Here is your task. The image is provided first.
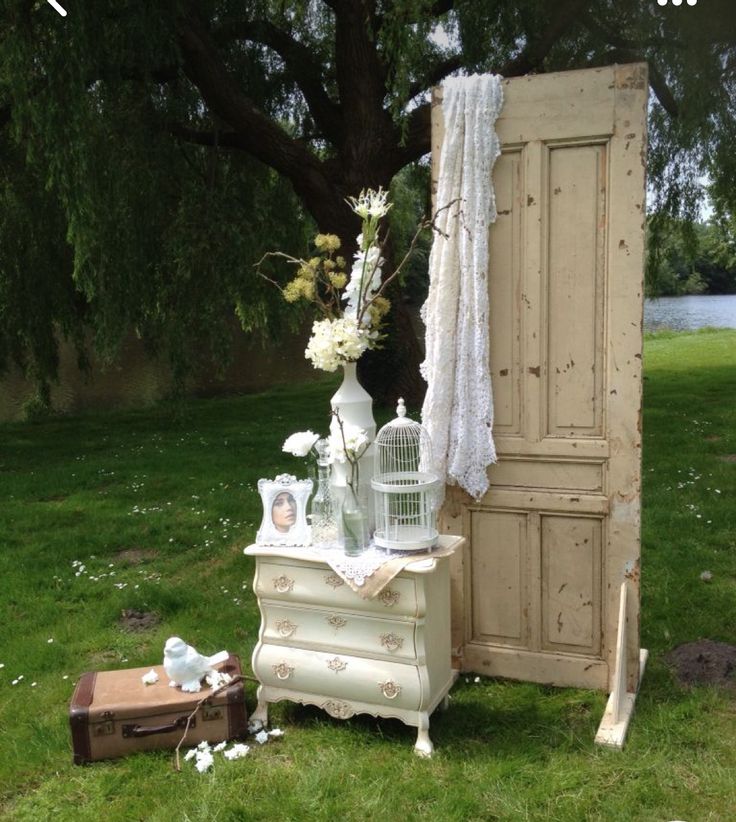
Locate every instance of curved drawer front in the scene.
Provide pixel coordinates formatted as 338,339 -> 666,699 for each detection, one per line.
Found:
261,604 -> 418,661
254,644 -> 422,712
255,562 -> 420,618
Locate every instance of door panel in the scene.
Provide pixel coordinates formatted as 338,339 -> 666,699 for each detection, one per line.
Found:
434,64 -> 647,690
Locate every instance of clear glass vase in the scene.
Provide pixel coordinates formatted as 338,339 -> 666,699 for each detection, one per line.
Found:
309,439 -> 337,544
339,483 -> 369,557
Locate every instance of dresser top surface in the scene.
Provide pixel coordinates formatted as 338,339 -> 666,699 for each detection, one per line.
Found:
243,534 -> 464,574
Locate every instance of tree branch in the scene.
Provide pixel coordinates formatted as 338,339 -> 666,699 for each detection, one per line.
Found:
406,55 -> 463,102
501,0 -> 588,76
168,123 -> 249,150
213,18 -> 343,143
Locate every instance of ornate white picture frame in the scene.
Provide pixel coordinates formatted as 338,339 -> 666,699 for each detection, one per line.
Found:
256,473 -> 313,546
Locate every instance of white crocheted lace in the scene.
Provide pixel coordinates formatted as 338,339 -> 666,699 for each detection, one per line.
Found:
313,544 -> 419,587
420,74 -> 503,501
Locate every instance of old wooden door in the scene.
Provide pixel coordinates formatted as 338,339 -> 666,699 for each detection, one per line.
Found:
433,64 -> 647,691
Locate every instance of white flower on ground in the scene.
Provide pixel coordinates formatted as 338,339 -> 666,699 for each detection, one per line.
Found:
194,750 -> 214,773
269,728 -> 284,738
141,669 -> 159,685
212,741 -> 228,752
224,743 -> 251,760
184,748 -> 197,762
254,730 -> 269,745
282,430 -> 320,458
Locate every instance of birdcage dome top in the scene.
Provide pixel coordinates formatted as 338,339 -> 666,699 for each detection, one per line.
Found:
373,398 -> 436,486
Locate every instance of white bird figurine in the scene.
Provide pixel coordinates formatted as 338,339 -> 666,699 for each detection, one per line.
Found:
163,636 -> 229,693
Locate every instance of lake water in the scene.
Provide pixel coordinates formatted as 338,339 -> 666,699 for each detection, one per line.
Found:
644,294 -> 736,332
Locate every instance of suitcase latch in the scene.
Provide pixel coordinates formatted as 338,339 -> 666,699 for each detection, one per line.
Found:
203,702 -> 223,722
94,711 -> 115,736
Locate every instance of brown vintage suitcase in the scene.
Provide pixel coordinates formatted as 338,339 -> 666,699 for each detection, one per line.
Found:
69,654 -> 247,764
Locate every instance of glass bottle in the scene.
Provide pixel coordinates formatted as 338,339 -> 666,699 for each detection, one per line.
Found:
310,438 -> 337,544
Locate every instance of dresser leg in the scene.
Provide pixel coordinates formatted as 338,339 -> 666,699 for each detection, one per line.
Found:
414,713 -> 434,758
251,686 -> 269,726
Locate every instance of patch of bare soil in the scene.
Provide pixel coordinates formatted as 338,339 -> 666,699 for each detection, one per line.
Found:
665,639 -> 736,689
119,609 -> 160,632
115,548 -> 158,564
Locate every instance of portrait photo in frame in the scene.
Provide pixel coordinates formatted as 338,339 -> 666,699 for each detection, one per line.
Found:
256,473 -> 313,546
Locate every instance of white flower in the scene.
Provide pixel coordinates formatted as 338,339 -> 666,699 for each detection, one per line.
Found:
305,317 -> 372,372
254,730 -> 269,745
347,187 -> 392,221
282,430 -> 320,458
205,670 -> 233,690
184,748 -> 197,761
329,421 -> 369,464
212,741 -> 228,752
224,743 -> 251,760
343,244 -> 383,323
194,750 -> 214,773
269,728 -> 284,738
141,669 -> 159,685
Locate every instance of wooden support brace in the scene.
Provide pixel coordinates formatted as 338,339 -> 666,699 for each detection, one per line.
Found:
595,581 -> 648,749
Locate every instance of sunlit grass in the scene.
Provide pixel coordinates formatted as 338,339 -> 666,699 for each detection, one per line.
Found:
1,331 -> 735,821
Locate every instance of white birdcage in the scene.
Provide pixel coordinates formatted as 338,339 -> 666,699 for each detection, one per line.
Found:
371,398 -> 439,552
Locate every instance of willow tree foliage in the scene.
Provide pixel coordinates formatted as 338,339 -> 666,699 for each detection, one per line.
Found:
1,0 -> 735,403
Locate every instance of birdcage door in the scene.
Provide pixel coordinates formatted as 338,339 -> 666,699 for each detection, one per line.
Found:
432,64 -> 647,692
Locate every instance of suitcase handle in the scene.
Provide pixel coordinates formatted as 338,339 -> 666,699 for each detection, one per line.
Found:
122,714 -> 194,738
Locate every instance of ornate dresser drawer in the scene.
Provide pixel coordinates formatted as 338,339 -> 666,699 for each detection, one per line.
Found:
253,644 -> 423,712
255,560 -> 420,618
260,603 -> 418,661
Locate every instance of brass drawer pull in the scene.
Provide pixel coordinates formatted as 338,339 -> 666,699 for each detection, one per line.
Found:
327,615 -> 347,629
379,680 -> 402,700
275,618 -> 297,638
327,656 -> 348,673
378,588 -> 400,607
380,632 -> 404,652
273,575 -> 295,593
272,661 -> 294,680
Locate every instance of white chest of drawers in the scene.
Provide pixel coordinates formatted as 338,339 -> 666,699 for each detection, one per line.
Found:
243,536 -> 462,756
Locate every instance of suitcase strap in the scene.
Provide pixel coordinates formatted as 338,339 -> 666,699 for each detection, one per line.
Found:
122,714 -> 194,738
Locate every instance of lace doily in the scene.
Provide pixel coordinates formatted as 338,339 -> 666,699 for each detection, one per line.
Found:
420,74 -> 504,501
313,543 -> 423,587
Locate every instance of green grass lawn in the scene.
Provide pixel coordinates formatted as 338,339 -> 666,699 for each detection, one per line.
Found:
1,329 -> 735,821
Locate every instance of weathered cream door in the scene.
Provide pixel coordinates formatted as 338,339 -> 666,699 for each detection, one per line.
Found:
433,64 -> 647,691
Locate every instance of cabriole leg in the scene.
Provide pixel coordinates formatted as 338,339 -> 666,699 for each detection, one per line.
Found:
414,712 -> 434,758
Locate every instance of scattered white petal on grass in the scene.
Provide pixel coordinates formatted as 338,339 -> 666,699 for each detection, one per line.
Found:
269,728 -> 284,738
224,744 -> 250,760
700,570 -> 713,583
18,675 -> 23,680
141,669 -> 159,685
47,638 -> 54,644
0,663 -> 4,669
255,730 -> 269,745
213,741 -> 228,752
31,682 -> 37,687
62,675 -> 69,680
11,679 -> 18,685
195,751 -> 214,773
474,676 -> 481,683
184,748 -> 197,761
248,719 -> 264,733
715,489 -> 721,494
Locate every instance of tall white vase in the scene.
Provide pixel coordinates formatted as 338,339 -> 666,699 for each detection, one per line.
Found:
330,361 -> 376,532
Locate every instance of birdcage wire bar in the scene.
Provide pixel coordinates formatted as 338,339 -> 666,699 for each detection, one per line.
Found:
372,399 -> 439,552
